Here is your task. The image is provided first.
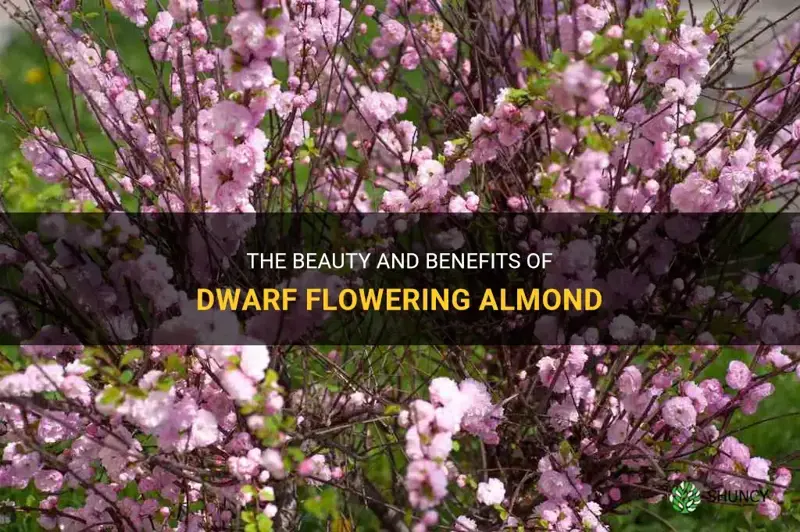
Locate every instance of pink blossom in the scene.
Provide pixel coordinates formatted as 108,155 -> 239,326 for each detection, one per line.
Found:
416,160 -> 445,188
358,91 -> 401,126
742,383 -> 775,415
606,419 -> 631,445
382,190 -> 411,212
682,381 -> 708,414
476,477 -> 506,505
261,449 -> 286,478
220,370 -> 258,403
609,315 -> 637,342
537,470 -> 573,500
757,499 -> 781,520
401,48 -> 421,70
618,366 -> 642,395
240,344 -> 270,381
405,460 -> 448,510
33,470 -> 63,493
575,5 -> 609,33
167,0 -> 198,22
679,25 -> 715,60
671,174 -> 718,211
672,147 -> 696,170
453,516 -> 478,531
661,396 -> 697,430
459,379 -> 503,444
380,19 -> 407,47
187,410 -> 220,450
426,432 -> 454,460
662,78 -> 687,103
149,12 -> 174,41
211,101 -> 257,139
409,400 -> 437,434
227,10 -> 285,59
773,467 -> 792,501
720,436 -> 751,465
726,360 -> 752,390
557,61 -> 609,112
747,457 -> 771,485
298,454 -> 331,482
429,377 -> 461,406
228,451 -> 261,480
110,0 -> 147,26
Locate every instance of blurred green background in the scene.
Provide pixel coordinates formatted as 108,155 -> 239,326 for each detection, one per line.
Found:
0,11 -> 799,531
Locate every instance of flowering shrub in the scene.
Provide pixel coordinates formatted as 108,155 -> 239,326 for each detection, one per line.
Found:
1,0 -> 800,530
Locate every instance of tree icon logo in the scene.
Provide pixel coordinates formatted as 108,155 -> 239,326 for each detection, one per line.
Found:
670,481 -> 702,514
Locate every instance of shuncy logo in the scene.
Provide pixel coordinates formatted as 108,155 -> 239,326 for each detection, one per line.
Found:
670,481 -> 702,514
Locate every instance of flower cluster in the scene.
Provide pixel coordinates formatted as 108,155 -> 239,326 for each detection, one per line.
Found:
399,377 -> 502,522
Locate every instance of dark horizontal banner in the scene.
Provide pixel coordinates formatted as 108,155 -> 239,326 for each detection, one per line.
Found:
0,213 -> 798,346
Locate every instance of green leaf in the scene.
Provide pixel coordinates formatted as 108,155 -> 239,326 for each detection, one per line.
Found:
121,349 -> 143,367
558,440 -> 574,462
286,447 -> 304,463
264,369 -> 279,387
551,50 -> 570,70
504,88 -> 531,106
585,133 -> 613,152
99,386 -> 122,405
118,481 -> 140,500
256,514 -> 273,532
33,107 -> 48,127
165,354 -> 186,376
642,8 -> 668,29
539,174 -> 555,197
590,35 -> 612,57
520,50 -> 545,71
624,8 -> 668,42
156,375 -> 174,391
384,404 -> 402,415
703,11 -> 717,32
303,488 -> 339,520
594,115 -> 618,127
495,504 -> 508,520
